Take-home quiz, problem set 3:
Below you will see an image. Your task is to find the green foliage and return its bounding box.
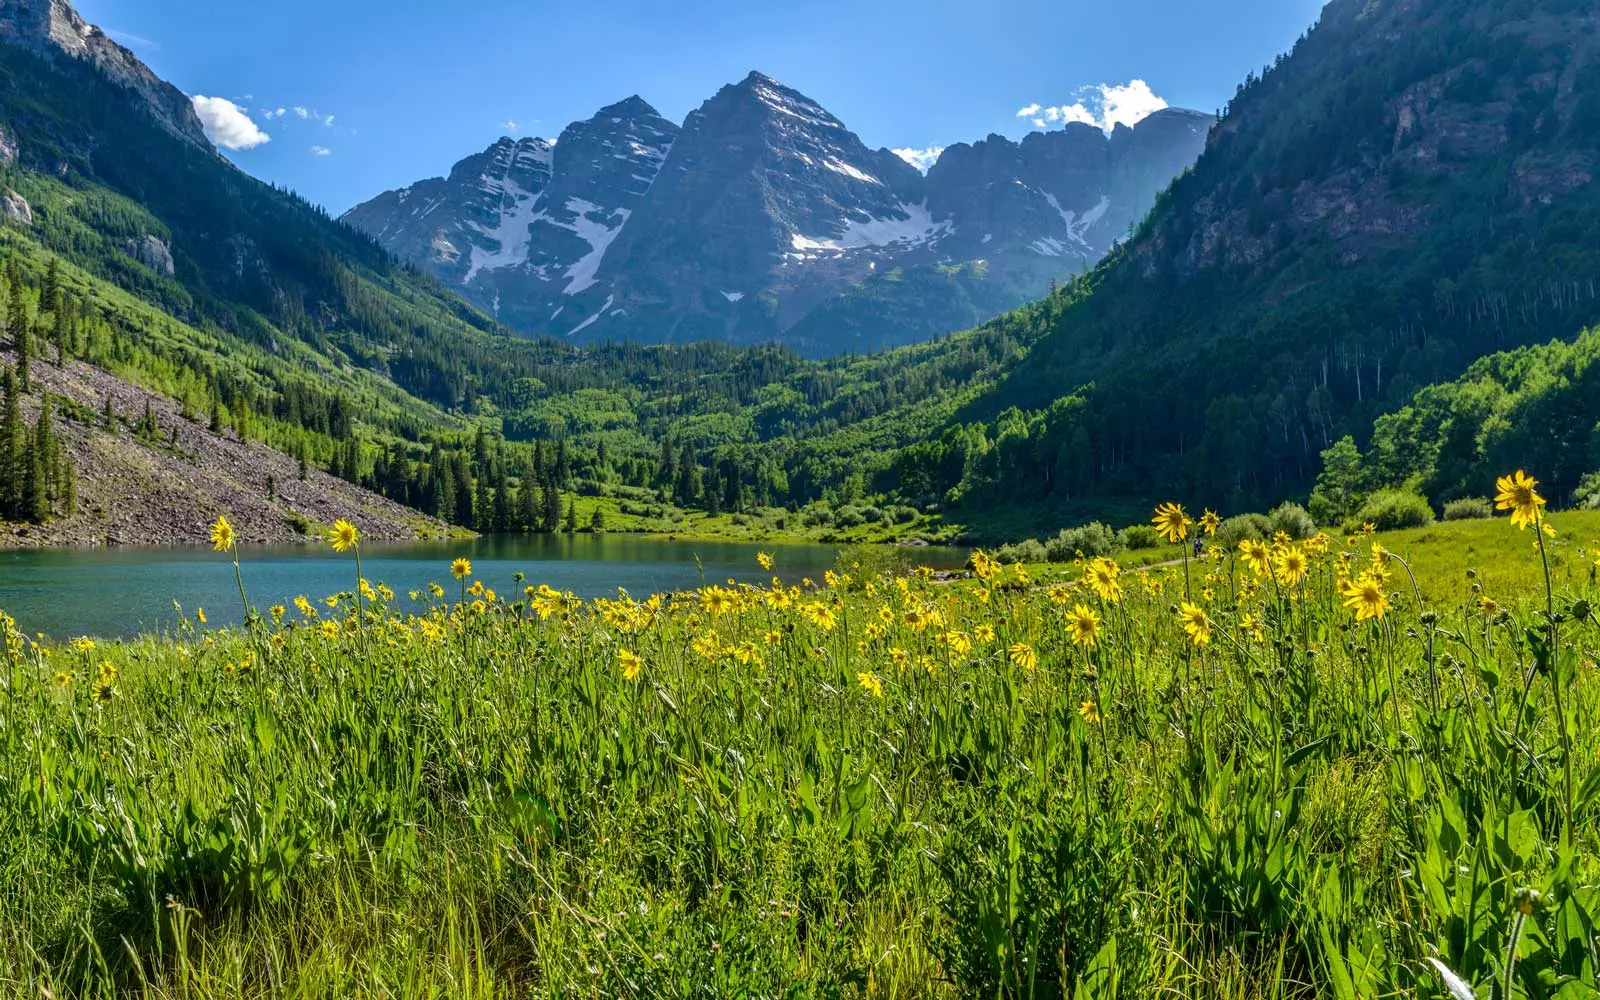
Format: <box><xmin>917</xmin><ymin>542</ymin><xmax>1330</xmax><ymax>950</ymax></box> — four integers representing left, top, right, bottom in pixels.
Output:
<box><xmin>1350</xmin><ymin>489</ymin><xmax>1435</xmax><ymax>532</ymax></box>
<box><xmin>1115</xmin><ymin>524</ymin><xmax>1163</xmax><ymax>550</ymax></box>
<box><xmin>1268</xmin><ymin>502</ymin><xmax>1317</xmax><ymax>539</ymax></box>
<box><xmin>1442</xmin><ymin>496</ymin><xmax>1494</xmax><ymax>521</ymax></box>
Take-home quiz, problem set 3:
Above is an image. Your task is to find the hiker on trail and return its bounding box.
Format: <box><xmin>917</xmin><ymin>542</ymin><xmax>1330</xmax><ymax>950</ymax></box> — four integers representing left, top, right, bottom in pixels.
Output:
<box><xmin>1193</xmin><ymin>538</ymin><xmax>1204</xmax><ymax>558</ymax></box>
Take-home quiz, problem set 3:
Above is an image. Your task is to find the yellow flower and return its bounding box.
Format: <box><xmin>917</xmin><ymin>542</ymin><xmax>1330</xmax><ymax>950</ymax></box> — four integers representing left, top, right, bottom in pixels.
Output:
<box><xmin>1078</xmin><ymin>699</ymin><xmax>1102</xmax><ymax>724</ymax></box>
<box><xmin>53</xmin><ymin>670</ymin><xmax>71</xmax><ymax>688</ymax></box>
<box><xmin>757</xmin><ymin>552</ymin><xmax>773</xmax><ymax>571</ymax></box>
<box><xmin>974</xmin><ymin>623</ymin><xmax>997</xmax><ymax>643</ymax></box>
<box><xmin>1494</xmin><ymin>470</ymin><xmax>1546</xmax><ymax>530</ymax></box>
<box><xmin>617</xmin><ymin>648</ymin><xmax>642</xmax><ymax>681</ymax></box>
<box><xmin>1238</xmin><ymin>539</ymin><xmax>1272</xmax><ymax>578</ymax></box>
<box><xmin>942</xmin><ymin>630</ymin><xmax>973</xmax><ymax>657</ymax></box>
<box><xmin>330</xmin><ymin>519</ymin><xmax>360</xmax><ymax>553</ymax></box>
<box><xmin>1152</xmin><ymin>502</ymin><xmax>1192</xmax><ymax>544</ymax></box>
<box><xmin>1066</xmin><ymin>604</ymin><xmax>1101</xmax><ymax>648</ymax></box>
<box><xmin>209</xmin><ymin>514</ymin><xmax>236</xmax><ymax>552</ymax></box>
<box><xmin>969</xmin><ymin>550</ymin><xmax>998</xmax><ymax>580</ymax></box>
<box><xmin>195</xmin><ymin>607</ymin><xmax>207</xmax><ymax>625</ymax></box>
<box><xmin>1084</xmin><ymin>557</ymin><xmax>1122</xmax><ymax>603</ymax></box>
<box><xmin>1199</xmin><ymin>509</ymin><xmax>1221</xmax><ymax>536</ymax></box>
<box><xmin>1177</xmin><ymin>602</ymin><xmax>1210</xmax><ymax>647</ymax></box>
<box><xmin>889</xmin><ymin>647</ymin><xmax>910</xmax><ymax>668</ymax></box>
<box><xmin>294</xmin><ymin>595</ymin><xmax>316</xmax><ymax>618</ymax></box>
<box><xmin>451</xmin><ymin>557</ymin><xmax>472</xmax><ymax>580</ymax></box>
<box><xmin>1341</xmin><ymin>573</ymin><xmax>1390</xmax><ymax>622</ymax></box>
<box><xmin>1007</xmin><ymin>642</ymin><xmax>1038</xmax><ymax>671</ymax></box>
<box><xmin>1273</xmin><ymin>546</ymin><xmax>1310</xmax><ymax>587</ymax></box>
<box><xmin>428</xmin><ymin>582</ymin><xmax>445</xmax><ymax>598</ymax></box>
<box><xmin>800</xmin><ymin>601</ymin><xmax>838</xmax><ymax>631</ymax></box>
<box><xmin>857</xmin><ymin>671</ymin><xmax>884</xmax><ymax>698</ymax></box>
<box><xmin>269</xmin><ymin>604</ymin><xmax>286</xmax><ymax>621</ymax></box>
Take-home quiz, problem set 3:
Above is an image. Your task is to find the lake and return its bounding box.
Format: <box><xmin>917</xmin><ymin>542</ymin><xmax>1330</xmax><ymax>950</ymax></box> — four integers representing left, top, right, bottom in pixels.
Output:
<box><xmin>0</xmin><ymin>534</ymin><xmax>968</xmax><ymax>639</ymax></box>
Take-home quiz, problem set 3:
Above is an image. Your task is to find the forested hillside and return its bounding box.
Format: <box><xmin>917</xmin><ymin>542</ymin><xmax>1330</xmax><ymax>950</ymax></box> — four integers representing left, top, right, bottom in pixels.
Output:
<box><xmin>906</xmin><ymin>0</ymin><xmax>1600</xmax><ymax>515</ymax></box>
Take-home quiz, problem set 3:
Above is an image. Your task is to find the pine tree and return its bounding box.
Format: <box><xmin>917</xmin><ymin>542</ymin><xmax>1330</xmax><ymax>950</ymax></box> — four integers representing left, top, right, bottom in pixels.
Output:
<box><xmin>25</xmin><ymin>400</ymin><xmax>50</xmax><ymax>522</ymax></box>
<box><xmin>516</xmin><ymin>474</ymin><xmax>539</xmax><ymax>532</ymax></box>
<box><xmin>16</xmin><ymin>319</ymin><xmax>29</xmax><ymax>395</ymax></box>
<box><xmin>101</xmin><ymin>395</ymin><xmax>115</xmax><ymax>432</ymax></box>
<box><xmin>564</xmin><ymin>496</ymin><xmax>579</xmax><ymax>533</ymax></box>
<box><xmin>541</xmin><ymin>477</ymin><xmax>562</xmax><ymax>533</ymax></box>
<box><xmin>0</xmin><ymin>367</ymin><xmax>18</xmax><ymax>518</ymax></box>
<box><xmin>61</xmin><ymin>458</ymin><xmax>75</xmax><ymax>517</ymax></box>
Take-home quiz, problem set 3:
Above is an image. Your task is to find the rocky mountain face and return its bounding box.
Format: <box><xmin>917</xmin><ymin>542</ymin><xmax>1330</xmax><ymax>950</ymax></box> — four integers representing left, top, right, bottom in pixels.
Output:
<box><xmin>0</xmin><ymin>0</ymin><xmax>208</xmax><ymax>148</ymax></box>
<box><xmin>346</xmin><ymin>72</ymin><xmax>1209</xmax><ymax>354</ymax></box>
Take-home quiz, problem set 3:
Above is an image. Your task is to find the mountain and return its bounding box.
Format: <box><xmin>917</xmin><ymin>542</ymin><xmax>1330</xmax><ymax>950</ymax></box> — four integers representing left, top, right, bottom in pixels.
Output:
<box><xmin>346</xmin><ymin>72</ymin><xmax>1210</xmax><ymax>354</ymax></box>
<box><xmin>902</xmin><ymin>0</ymin><xmax>1600</xmax><ymax>517</ymax></box>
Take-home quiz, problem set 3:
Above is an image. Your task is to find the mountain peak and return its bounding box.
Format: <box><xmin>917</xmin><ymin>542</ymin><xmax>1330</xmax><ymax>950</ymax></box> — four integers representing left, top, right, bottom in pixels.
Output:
<box><xmin>0</xmin><ymin>0</ymin><xmax>210</xmax><ymax>148</ymax></box>
<box><xmin>596</xmin><ymin>95</ymin><xmax>663</xmax><ymax>120</ymax></box>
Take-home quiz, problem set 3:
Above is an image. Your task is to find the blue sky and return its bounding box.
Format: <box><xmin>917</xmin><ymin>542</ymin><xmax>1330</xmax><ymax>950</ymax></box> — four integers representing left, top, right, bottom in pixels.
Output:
<box><xmin>75</xmin><ymin>0</ymin><xmax>1327</xmax><ymax>214</ymax></box>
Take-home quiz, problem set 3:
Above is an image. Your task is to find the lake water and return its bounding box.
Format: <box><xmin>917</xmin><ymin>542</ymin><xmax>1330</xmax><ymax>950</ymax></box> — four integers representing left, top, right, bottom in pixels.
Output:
<box><xmin>0</xmin><ymin>535</ymin><xmax>968</xmax><ymax>639</ymax></box>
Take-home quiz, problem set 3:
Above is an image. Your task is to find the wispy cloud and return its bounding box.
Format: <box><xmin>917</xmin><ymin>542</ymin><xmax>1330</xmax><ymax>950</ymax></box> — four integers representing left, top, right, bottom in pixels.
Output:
<box><xmin>263</xmin><ymin>107</ymin><xmax>287</xmax><ymax>120</ymax></box>
<box><xmin>310</xmin><ymin>145</ymin><xmax>332</xmax><ymax>157</ymax></box>
<box><xmin>104</xmin><ymin>28</ymin><xmax>158</xmax><ymax>51</ymax></box>
<box><xmin>191</xmin><ymin>96</ymin><xmax>270</xmax><ymax>150</ymax></box>
<box><xmin>1015</xmin><ymin>80</ymin><xmax>1169</xmax><ymax>133</ymax></box>
<box><xmin>500</xmin><ymin>119</ymin><xmax>520</xmax><ymax>133</ymax></box>
<box><xmin>892</xmin><ymin>146</ymin><xmax>944</xmax><ymax>172</ymax></box>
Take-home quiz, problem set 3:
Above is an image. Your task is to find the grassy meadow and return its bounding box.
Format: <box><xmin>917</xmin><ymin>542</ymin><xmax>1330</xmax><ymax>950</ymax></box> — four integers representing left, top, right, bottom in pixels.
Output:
<box><xmin>2</xmin><ymin>499</ymin><xmax>1599</xmax><ymax>998</ymax></box>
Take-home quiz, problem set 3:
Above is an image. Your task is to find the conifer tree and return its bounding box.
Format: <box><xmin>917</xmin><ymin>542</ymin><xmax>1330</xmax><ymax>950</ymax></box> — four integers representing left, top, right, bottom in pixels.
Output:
<box><xmin>0</xmin><ymin>367</ymin><xmax>18</xmax><ymax>518</ymax></box>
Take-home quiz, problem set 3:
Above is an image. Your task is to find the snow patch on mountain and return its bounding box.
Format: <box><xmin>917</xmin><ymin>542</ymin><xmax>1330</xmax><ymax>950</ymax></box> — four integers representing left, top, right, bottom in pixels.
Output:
<box><xmin>721</xmin><ymin>290</ymin><xmax>744</xmax><ymax>302</ymax></box>
<box><xmin>568</xmin><ymin>293</ymin><xmax>615</xmax><ymax>337</ymax></box>
<box><xmin>463</xmin><ymin>178</ymin><xmax>542</xmax><ymax>283</ymax></box>
<box><xmin>558</xmin><ymin>199</ymin><xmax>630</xmax><ymax>295</ymax></box>
<box><xmin>823</xmin><ymin>158</ymin><xmax>881</xmax><ymax>185</ymax></box>
<box><xmin>789</xmin><ymin>201</ymin><xmax>952</xmax><ymax>257</ymax></box>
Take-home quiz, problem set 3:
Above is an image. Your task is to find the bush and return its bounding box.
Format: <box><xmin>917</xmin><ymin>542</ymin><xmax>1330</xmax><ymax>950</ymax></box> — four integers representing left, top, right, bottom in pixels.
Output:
<box><xmin>800</xmin><ymin>506</ymin><xmax>834</xmax><ymax>527</ymax></box>
<box><xmin>994</xmin><ymin>538</ymin><xmax>1047</xmax><ymax>565</ymax></box>
<box><xmin>889</xmin><ymin>505</ymin><xmax>918</xmax><ymax>524</ymax></box>
<box><xmin>860</xmin><ymin>506</ymin><xmax>884</xmax><ymax>524</ymax></box>
<box><xmin>1351</xmin><ymin>489</ymin><xmax>1435</xmax><ymax>531</ymax></box>
<box><xmin>1442</xmin><ymin>496</ymin><xmax>1494</xmax><ymax>521</ymax></box>
<box><xmin>1044</xmin><ymin>522</ymin><xmax>1120</xmax><ymax>561</ymax></box>
<box><xmin>834</xmin><ymin>506</ymin><xmax>865</xmax><ymax>529</ymax></box>
<box><xmin>1577</xmin><ymin>472</ymin><xmax>1600</xmax><ymax>510</ymax></box>
<box><xmin>1116</xmin><ymin>524</ymin><xmax>1162</xmax><ymax>550</ymax></box>
<box><xmin>1215</xmin><ymin>513</ymin><xmax>1272</xmax><ymax>548</ymax></box>
<box><xmin>1268</xmin><ymin>502</ymin><xmax>1317</xmax><ymax>540</ymax></box>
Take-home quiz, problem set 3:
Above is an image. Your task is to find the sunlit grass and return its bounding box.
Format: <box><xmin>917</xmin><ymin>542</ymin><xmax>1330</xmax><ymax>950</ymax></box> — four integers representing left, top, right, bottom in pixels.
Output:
<box><xmin>2</xmin><ymin>493</ymin><xmax>1598</xmax><ymax>997</ymax></box>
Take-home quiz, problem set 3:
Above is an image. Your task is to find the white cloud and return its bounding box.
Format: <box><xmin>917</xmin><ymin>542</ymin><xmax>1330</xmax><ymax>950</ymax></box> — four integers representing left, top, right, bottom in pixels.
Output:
<box><xmin>310</xmin><ymin>145</ymin><xmax>332</xmax><ymax>156</ymax></box>
<box><xmin>293</xmin><ymin>106</ymin><xmax>310</xmax><ymax>119</ymax></box>
<box><xmin>105</xmin><ymin>28</ymin><xmax>158</xmax><ymax>51</ymax></box>
<box><xmin>263</xmin><ymin>107</ymin><xmax>286</xmax><ymax>120</ymax></box>
<box><xmin>891</xmin><ymin>146</ymin><xmax>944</xmax><ymax>172</ymax></box>
<box><xmin>1014</xmin><ymin>80</ymin><xmax>1169</xmax><ymax>133</ymax></box>
<box><xmin>500</xmin><ymin>119</ymin><xmax>520</xmax><ymax>132</ymax></box>
<box><xmin>191</xmin><ymin>96</ymin><xmax>270</xmax><ymax>150</ymax></box>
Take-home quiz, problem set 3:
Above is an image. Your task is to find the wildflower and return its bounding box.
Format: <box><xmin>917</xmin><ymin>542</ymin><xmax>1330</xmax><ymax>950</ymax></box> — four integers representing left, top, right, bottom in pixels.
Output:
<box><xmin>1066</xmin><ymin>604</ymin><xmax>1101</xmax><ymax>648</ymax></box>
<box><xmin>974</xmin><ymin>623</ymin><xmax>997</xmax><ymax>643</ymax></box>
<box><xmin>1239</xmin><ymin>539</ymin><xmax>1272</xmax><ymax>578</ymax></box>
<box><xmin>451</xmin><ymin>557</ymin><xmax>472</xmax><ymax>580</ymax></box>
<box><xmin>1078</xmin><ymin>699</ymin><xmax>1102</xmax><ymax>724</ymax></box>
<box><xmin>889</xmin><ymin>647</ymin><xmax>910</xmax><ymax>668</ymax></box>
<box><xmin>428</xmin><ymin>582</ymin><xmax>445</xmax><ymax>598</ymax></box>
<box><xmin>1274</xmin><ymin>546</ymin><xmax>1310</xmax><ymax>587</ymax></box>
<box><xmin>1494</xmin><ymin>470</ymin><xmax>1546</xmax><ymax>530</ymax></box>
<box><xmin>617</xmin><ymin>649</ymin><xmax>642</xmax><ymax>681</ymax></box>
<box><xmin>757</xmin><ymin>552</ymin><xmax>773</xmax><ymax>571</ymax></box>
<box><xmin>195</xmin><ymin>607</ymin><xmax>207</xmax><ymax>625</ymax></box>
<box><xmin>269</xmin><ymin>604</ymin><xmax>286</xmax><ymax>621</ymax></box>
<box><xmin>857</xmin><ymin>671</ymin><xmax>884</xmax><ymax>698</ymax></box>
<box><xmin>53</xmin><ymin>670</ymin><xmax>70</xmax><ymax>688</ymax></box>
<box><xmin>294</xmin><ymin>595</ymin><xmax>316</xmax><ymax>618</ymax></box>
<box><xmin>941</xmin><ymin>630</ymin><xmax>973</xmax><ymax>657</ymax></box>
<box><xmin>1178</xmin><ymin>602</ymin><xmax>1210</xmax><ymax>647</ymax></box>
<box><xmin>1341</xmin><ymin>574</ymin><xmax>1389</xmax><ymax>622</ymax></box>
<box><xmin>1007</xmin><ymin>642</ymin><xmax>1038</xmax><ymax>671</ymax></box>
<box><xmin>1085</xmin><ymin>557</ymin><xmax>1122</xmax><ymax>603</ymax></box>
<box><xmin>969</xmin><ymin>550</ymin><xmax>998</xmax><ymax>581</ymax></box>
<box><xmin>800</xmin><ymin>601</ymin><xmax>838</xmax><ymax>631</ymax></box>
<box><xmin>1152</xmin><ymin>502</ymin><xmax>1192</xmax><ymax>544</ymax></box>
<box><xmin>1199</xmin><ymin>509</ymin><xmax>1221</xmax><ymax>536</ymax></box>
<box><xmin>209</xmin><ymin>514</ymin><xmax>235</xmax><ymax>552</ymax></box>
<box><xmin>765</xmin><ymin>630</ymin><xmax>782</xmax><ymax>646</ymax></box>
<box><xmin>330</xmin><ymin>519</ymin><xmax>360</xmax><ymax>553</ymax></box>
<box><xmin>1239</xmin><ymin>613</ymin><xmax>1265</xmax><ymax>642</ymax></box>
<box><xmin>70</xmin><ymin>636</ymin><xmax>95</xmax><ymax>653</ymax></box>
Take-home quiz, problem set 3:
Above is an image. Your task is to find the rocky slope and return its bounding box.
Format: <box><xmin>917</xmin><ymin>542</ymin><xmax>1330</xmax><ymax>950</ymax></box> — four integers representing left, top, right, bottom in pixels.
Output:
<box><xmin>346</xmin><ymin>72</ymin><xmax>1210</xmax><ymax>353</ymax></box>
<box><xmin>0</xmin><ymin>347</ymin><xmax>450</xmax><ymax>548</ymax></box>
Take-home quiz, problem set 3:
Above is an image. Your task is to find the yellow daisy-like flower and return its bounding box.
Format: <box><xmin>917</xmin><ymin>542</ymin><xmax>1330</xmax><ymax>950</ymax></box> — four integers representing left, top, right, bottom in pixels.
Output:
<box><xmin>1494</xmin><ymin>470</ymin><xmax>1546</xmax><ymax>530</ymax></box>
<box><xmin>451</xmin><ymin>557</ymin><xmax>472</xmax><ymax>580</ymax></box>
<box><xmin>329</xmin><ymin>519</ymin><xmax>359</xmax><ymax>553</ymax></box>
<box><xmin>617</xmin><ymin>648</ymin><xmax>642</xmax><ymax>681</ymax></box>
<box><xmin>1199</xmin><ymin>509</ymin><xmax>1221</xmax><ymax>537</ymax></box>
<box><xmin>889</xmin><ymin>647</ymin><xmax>910</xmax><ymax>669</ymax></box>
<box><xmin>857</xmin><ymin>671</ymin><xmax>885</xmax><ymax>698</ymax></box>
<box><xmin>1007</xmin><ymin>642</ymin><xmax>1038</xmax><ymax>671</ymax></box>
<box><xmin>974</xmin><ymin>623</ymin><xmax>997</xmax><ymax>643</ymax></box>
<box><xmin>1084</xmin><ymin>557</ymin><xmax>1122</xmax><ymax>603</ymax></box>
<box><xmin>294</xmin><ymin>595</ymin><xmax>316</xmax><ymax>618</ymax></box>
<box><xmin>53</xmin><ymin>670</ymin><xmax>71</xmax><ymax>688</ymax></box>
<box><xmin>1238</xmin><ymin>539</ymin><xmax>1272</xmax><ymax>578</ymax></box>
<box><xmin>428</xmin><ymin>582</ymin><xmax>445</xmax><ymax>598</ymax></box>
<box><xmin>1152</xmin><ymin>502</ymin><xmax>1192</xmax><ymax>544</ymax></box>
<box><xmin>1078</xmin><ymin>699</ymin><xmax>1102</xmax><ymax>725</ymax></box>
<box><xmin>1177</xmin><ymin>602</ymin><xmax>1210</xmax><ymax>647</ymax></box>
<box><xmin>1341</xmin><ymin>573</ymin><xmax>1390</xmax><ymax>622</ymax></box>
<box><xmin>1065</xmin><ymin>603</ymin><xmax>1101</xmax><ymax>648</ymax></box>
<box><xmin>1273</xmin><ymin>546</ymin><xmax>1310</xmax><ymax>587</ymax></box>
<box><xmin>209</xmin><ymin>514</ymin><xmax>236</xmax><ymax>552</ymax></box>
<box><xmin>195</xmin><ymin>607</ymin><xmax>207</xmax><ymax>625</ymax></box>
<box><xmin>756</xmin><ymin>552</ymin><xmax>773</xmax><ymax>571</ymax></box>
<box><xmin>269</xmin><ymin>604</ymin><xmax>286</xmax><ymax>621</ymax></box>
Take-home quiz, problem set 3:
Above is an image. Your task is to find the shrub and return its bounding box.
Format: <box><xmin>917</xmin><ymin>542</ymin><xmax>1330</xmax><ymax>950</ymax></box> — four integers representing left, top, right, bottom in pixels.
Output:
<box><xmin>1268</xmin><ymin>502</ymin><xmax>1317</xmax><ymax>540</ymax></box>
<box><xmin>1215</xmin><ymin>513</ymin><xmax>1272</xmax><ymax>548</ymax></box>
<box><xmin>995</xmin><ymin>538</ymin><xmax>1047</xmax><ymax>565</ymax></box>
<box><xmin>834</xmin><ymin>506</ymin><xmax>865</xmax><ymax>529</ymax></box>
<box><xmin>1442</xmin><ymin>496</ymin><xmax>1494</xmax><ymax>521</ymax></box>
<box><xmin>1577</xmin><ymin>472</ymin><xmax>1600</xmax><ymax>510</ymax></box>
<box><xmin>889</xmin><ymin>505</ymin><xmax>918</xmax><ymax>525</ymax></box>
<box><xmin>800</xmin><ymin>506</ymin><xmax>834</xmax><ymax>527</ymax></box>
<box><xmin>1351</xmin><ymin>489</ymin><xmax>1434</xmax><ymax>531</ymax></box>
<box><xmin>1116</xmin><ymin>524</ymin><xmax>1163</xmax><ymax>550</ymax></box>
<box><xmin>861</xmin><ymin>506</ymin><xmax>884</xmax><ymax>524</ymax></box>
<box><xmin>1044</xmin><ymin>522</ymin><xmax>1120</xmax><ymax>561</ymax></box>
